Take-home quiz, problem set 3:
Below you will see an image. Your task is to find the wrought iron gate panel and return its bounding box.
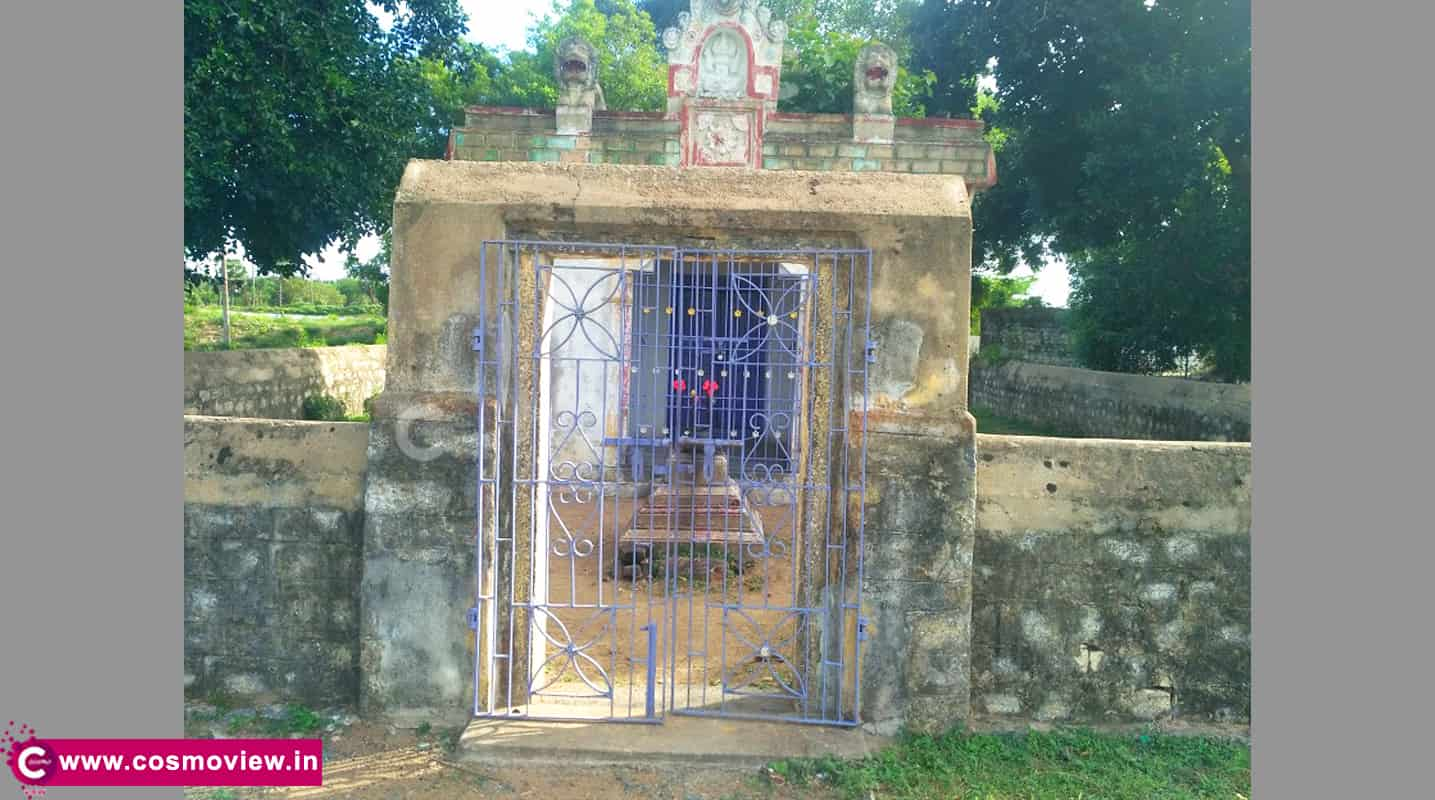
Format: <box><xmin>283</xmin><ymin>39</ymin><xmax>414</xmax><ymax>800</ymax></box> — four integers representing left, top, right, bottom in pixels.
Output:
<box><xmin>474</xmin><ymin>241</ymin><xmax>872</xmax><ymax>727</ymax></box>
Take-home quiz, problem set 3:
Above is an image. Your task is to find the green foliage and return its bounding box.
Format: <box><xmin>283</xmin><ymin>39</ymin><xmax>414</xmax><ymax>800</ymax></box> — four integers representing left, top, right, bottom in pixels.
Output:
<box><xmin>482</xmin><ymin>1</ymin><xmax>667</xmax><ymax>112</ymax></box>
<box><xmin>184</xmin><ymin>0</ymin><xmax>468</xmax><ymax>273</ymax></box>
<box><xmin>770</xmin><ymin>727</ymin><xmax>1250</xmax><ymax>799</ymax></box>
<box><xmin>907</xmin><ymin>0</ymin><xmax>1251</xmax><ymax>380</ymax></box>
<box><xmin>302</xmin><ymin>395</ymin><xmax>348</xmax><ymax>422</ymax></box>
<box><xmin>223</xmin><ymin>705</ymin><xmax>325</xmax><ymax>738</ymax></box>
<box><xmin>184</xmin><ymin>308</ymin><xmax>386</xmax><ymax>351</ymax></box>
<box><xmin>970</xmin><ymin>272</ymin><xmax>1039</xmax><ymax>335</ymax></box>
<box><xmin>970</xmin><ymin>404</ymin><xmax>1073</xmax><ymax>437</ymax></box>
<box><xmin>778</xmin><ymin>14</ymin><xmax>932</xmax><ymax>117</ymax></box>
<box><xmin>345</xmin><ymin>230</ymin><xmax>392</xmax><ymax>311</ymax></box>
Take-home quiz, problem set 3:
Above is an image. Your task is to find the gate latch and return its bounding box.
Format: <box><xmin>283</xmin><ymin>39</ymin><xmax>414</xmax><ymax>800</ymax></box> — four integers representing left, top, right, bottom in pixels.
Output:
<box><xmin>471</xmin><ymin>327</ymin><xmax>484</xmax><ymax>353</ymax></box>
<box><xmin>466</xmin><ymin>607</ymin><xmax>480</xmax><ymax>630</ymax></box>
<box><xmin>857</xmin><ymin>616</ymin><xmax>872</xmax><ymax>642</ymax></box>
<box><xmin>865</xmin><ymin>339</ymin><xmax>879</xmax><ymax>364</ymax></box>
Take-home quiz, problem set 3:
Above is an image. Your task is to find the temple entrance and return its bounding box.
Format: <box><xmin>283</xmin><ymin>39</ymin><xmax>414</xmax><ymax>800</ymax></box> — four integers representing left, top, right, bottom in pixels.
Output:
<box><xmin>473</xmin><ymin>241</ymin><xmax>872</xmax><ymax>727</ymax></box>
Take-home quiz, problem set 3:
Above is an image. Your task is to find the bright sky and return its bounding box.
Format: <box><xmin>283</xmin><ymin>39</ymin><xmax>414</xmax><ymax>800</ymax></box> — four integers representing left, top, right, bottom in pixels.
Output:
<box><xmin>201</xmin><ymin>0</ymin><xmax>1072</xmax><ymax>308</ymax></box>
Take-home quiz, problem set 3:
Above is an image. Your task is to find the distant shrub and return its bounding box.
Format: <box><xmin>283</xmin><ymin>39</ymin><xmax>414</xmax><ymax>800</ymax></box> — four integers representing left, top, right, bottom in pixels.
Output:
<box><xmin>971</xmin><ymin>342</ymin><xmax>1011</xmax><ymax>368</ymax></box>
<box><xmin>301</xmin><ymin>395</ymin><xmax>347</xmax><ymax>421</ymax></box>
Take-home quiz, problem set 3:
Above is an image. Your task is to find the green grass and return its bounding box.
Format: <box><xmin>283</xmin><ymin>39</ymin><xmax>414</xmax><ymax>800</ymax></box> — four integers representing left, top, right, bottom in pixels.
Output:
<box><xmin>222</xmin><ymin>704</ymin><xmax>325</xmax><ymax>738</ymax></box>
<box><xmin>970</xmin><ymin>405</ymin><xmax>1078</xmax><ymax>438</ymax></box>
<box><xmin>184</xmin><ymin>307</ymin><xmax>385</xmax><ymax>351</ymax></box>
<box><xmin>770</xmin><ymin>728</ymin><xmax>1250</xmax><ymax>800</ymax></box>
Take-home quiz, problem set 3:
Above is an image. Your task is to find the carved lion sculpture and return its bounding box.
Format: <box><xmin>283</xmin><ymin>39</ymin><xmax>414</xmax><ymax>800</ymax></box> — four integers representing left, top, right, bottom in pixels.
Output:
<box><xmin>853</xmin><ymin>43</ymin><xmax>898</xmax><ymax>116</ymax></box>
<box><xmin>555</xmin><ymin>36</ymin><xmax>606</xmax><ymax>112</ymax></box>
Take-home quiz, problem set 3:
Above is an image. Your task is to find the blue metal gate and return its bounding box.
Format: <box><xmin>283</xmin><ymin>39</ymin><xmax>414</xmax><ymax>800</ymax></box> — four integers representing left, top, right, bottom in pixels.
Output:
<box><xmin>473</xmin><ymin>241</ymin><xmax>873</xmax><ymax>726</ymax></box>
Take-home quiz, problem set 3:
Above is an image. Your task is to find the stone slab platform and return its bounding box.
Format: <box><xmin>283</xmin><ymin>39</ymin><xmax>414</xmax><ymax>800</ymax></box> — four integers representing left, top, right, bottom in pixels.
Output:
<box><xmin>456</xmin><ymin>715</ymin><xmax>889</xmax><ymax>769</ymax></box>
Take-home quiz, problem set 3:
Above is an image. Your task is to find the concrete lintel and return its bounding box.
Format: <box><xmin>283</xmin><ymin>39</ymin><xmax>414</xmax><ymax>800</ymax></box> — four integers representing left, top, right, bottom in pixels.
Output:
<box><xmin>395</xmin><ymin>160</ymin><xmax>971</xmax><ymax>224</ymax></box>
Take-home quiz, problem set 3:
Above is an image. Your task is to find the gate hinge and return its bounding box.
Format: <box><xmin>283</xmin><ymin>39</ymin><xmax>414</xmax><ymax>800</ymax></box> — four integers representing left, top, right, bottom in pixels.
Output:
<box><xmin>865</xmin><ymin>339</ymin><xmax>879</xmax><ymax>364</ymax></box>
<box><xmin>466</xmin><ymin>607</ymin><xmax>479</xmax><ymax>630</ymax></box>
<box><xmin>471</xmin><ymin>327</ymin><xmax>483</xmax><ymax>353</ymax></box>
<box><xmin>857</xmin><ymin>616</ymin><xmax>872</xmax><ymax>642</ymax></box>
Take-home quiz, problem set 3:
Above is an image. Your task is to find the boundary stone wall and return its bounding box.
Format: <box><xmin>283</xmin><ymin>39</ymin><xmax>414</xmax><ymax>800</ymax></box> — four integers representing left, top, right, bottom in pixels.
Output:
<box><xmin>979</xmin><ymin>307</ymin><xmax>1076</xmax><ymax>367</ymax></box>
<box><xmin>971</xmin><ymin>362</ymin><xmax>1251</xmax><ymax>442</ymax></box>
<box><xmin>973</xmin><ymin>434</ymin><xmax>1251</xmax><ymax>723</ymax></box>
<box><xmin>184</xmin><ymin>416</ymin><xmax>369</xmax><ymax>706</ymax></box>
<box><xmin>184</xmin><ymin>345</ymin><xmax>386</xmax><ymax>420</ymax></box>
<box><xmin>181</xmin><ymin>417</ymin><xmax>1251</xmax><ymax>726</ymax></box>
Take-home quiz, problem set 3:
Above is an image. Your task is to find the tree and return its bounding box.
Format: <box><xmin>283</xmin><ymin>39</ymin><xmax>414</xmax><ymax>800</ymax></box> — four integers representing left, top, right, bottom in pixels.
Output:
<box><xmin>184</xmin><ymin>0</ymin><xmax>467</xmax><ymax>275</ymax></box>
<box><xmin>779</xmin><ymin>14</ymin><xmax>932</xmax><ymax>116</ymax></box>
<box><xmin>346</xmin><ymin>230</ymin><xmax>392</xmax><ymax>310</ymax></box>
<box><xmin>482</xmin><ymin>1</ymin><xmax>667</xmax><ymax>112</ymax></box>
<box><xmin>970</xmin><ymin>272</ymin><xmax>1040</xmax><ymax>334</ymax></box>
<box><xmin>907</xmin><ymin>0</ymin><xmax>1250</xmax><ymax>379</ymax></box>
<box><xmin>640</xmin><ymin>1</ymin><xmax>915</xmax><ymax>42</ymax></box>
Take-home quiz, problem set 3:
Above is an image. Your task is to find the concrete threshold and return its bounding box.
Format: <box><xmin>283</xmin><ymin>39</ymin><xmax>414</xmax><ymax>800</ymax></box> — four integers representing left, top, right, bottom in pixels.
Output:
<box><xmin>456</xmin><ymin>714</ymin><xmax>890</xmax><ymax>769</ymax></box>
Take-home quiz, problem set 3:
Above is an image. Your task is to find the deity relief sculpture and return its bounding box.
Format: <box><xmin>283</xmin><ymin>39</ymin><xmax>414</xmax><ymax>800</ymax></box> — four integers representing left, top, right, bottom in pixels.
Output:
<box><xmin>554</xmin><ymin>36</ymin><xmax>605</xmax><ymax>135</ymax></box>
<box><xmin>853</xmin><ymin>42</ymin><xmax>898</xmax><ymax>116</ymax></box>
<box><xmin>698</xmin><ymin>29</ymin><xmax>748</xmax><ymax>99</ymax></box>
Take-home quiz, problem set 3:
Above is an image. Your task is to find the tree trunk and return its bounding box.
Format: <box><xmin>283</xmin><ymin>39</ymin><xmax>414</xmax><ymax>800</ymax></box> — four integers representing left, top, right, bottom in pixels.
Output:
<box><xmin>219</xmin><ymin>254</ymin><xmax>232</xmax><ymax>350</ymax></box>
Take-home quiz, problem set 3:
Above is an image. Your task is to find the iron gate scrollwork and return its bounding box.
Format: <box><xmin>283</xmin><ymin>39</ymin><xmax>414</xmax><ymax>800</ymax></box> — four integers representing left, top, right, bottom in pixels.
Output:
<box><xmin>473</xmin><ymin>241</ymin><xmax>872</xmax><ymax>726</ymax></box>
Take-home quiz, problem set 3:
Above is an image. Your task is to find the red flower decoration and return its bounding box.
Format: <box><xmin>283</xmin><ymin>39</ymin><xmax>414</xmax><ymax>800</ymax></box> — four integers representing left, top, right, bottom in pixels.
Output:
<box><xmin>702</xmin><ymin>379</ymin><xmax>720</xmax><ymax>398</ymax></box>
<box><xmin>672</xmin><ymin>378</ymin><xmax>687</xmax><ymax>393</ymax></box>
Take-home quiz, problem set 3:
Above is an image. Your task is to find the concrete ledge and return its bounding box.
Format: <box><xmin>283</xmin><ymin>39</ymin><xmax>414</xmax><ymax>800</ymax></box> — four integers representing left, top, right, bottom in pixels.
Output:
<box><xmin>975</xmin><ymin>433</ymin><xmax>1251</xmax><ymax>536</ymax></box>
<box><xmin>183</xmin><ymin>415</ymin><xmax>370</xmax><ymax>509</ymax></box>
<box><xmin>457</xmin><ymin>716</ymin><xmax>889</xmax><ymax>769</ymax></box>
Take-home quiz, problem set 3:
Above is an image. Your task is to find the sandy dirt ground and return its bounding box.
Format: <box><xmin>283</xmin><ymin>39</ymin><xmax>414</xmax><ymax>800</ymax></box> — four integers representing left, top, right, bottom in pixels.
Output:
<box><xmin>183</xmin><ymin>719</ymin><xmax>835</xmax><ymax>800</ymax></box>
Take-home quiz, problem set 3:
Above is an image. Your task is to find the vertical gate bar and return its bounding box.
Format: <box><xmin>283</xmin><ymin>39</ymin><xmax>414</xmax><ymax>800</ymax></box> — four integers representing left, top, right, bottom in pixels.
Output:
<box><xmin>824</xmin><ymin>251</ymin><xmax>837</xmax><ymax>723</ymax></box>
<box><xmin>837</xmin><ymin>251</ymin><xmax>856</xmax><ymax>722</ymax></box>
<box><xmin>508</xmin><ymin>239</ymin><xmax>524</xmax><ymax>714</ymax></box>
<box><xmin>854</xmin><ymin>248</ymin><xmax>873</xmax><ymax>721</ymax></box>
<box><xmin>492</xmin><ymin>240</ymin><xmax>509</xmax><ymax>716</ymax></box>
<box><xmin>644</xmin><ymin>623</ymin><xmax>658</xmax><ymax>718</ymax></box>
<box><xmin>512</xmin><ymin>240</ymin><xmax>524</xmax><ymax>714</ymax></box>
<box><xmin>616</xmin><ymin>246</ymin><xmax>627</xmax><ymax>721</ymax></box>
<box><xmin>529</xmin><ymin>243</ymin><xmax>544</xmax><ymax>709</ymax></box>
<box><xmin>667</xmin><ymin>246</ymin><xmax>677</xmax><ymax>716</ymax></box>
<box><xmin>479</xmin><ymin>241</ymin><xmax>490</xmax><ymax>712</ymax></box>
